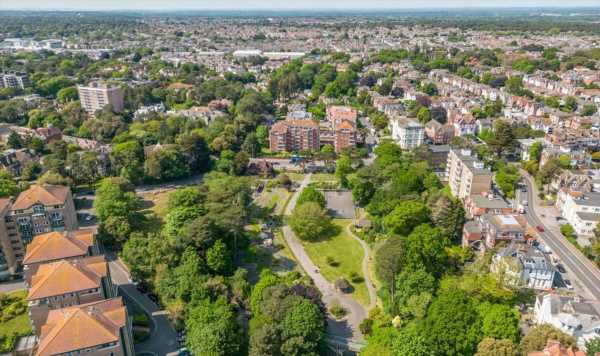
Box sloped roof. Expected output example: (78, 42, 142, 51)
(12, 184, 70, 210)
(24, 230, 95, 265)
(27, 256, 107, 301)
(37, 298, 125, 356)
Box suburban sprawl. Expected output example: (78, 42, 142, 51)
(2, 7, 600, 356)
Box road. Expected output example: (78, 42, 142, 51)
(282, 174, 368, 342)
(106, 253, 179, 356)
(522, 173, 600, 300)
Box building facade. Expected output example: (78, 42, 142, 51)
(446, 148, 492, 200)
(0, 199, 22, 280)
(390, 116, 424, 150)
(269, 119, 320, 152)
(556, 189, 600, 237)
(0, 73, 30, 90)
(77, 82, 124, 114)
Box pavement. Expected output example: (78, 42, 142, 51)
(522, 172, 600, 300)
(282, 173, 369, 342)
(0, 279, 26, 293)
(106, 252, 179, 356)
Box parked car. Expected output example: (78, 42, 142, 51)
(536, 225, 545, 233)
(564, 279, 574, 290)
(556, 264, 566, 274)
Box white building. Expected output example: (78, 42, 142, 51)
(446, 149, 492, 200)
(556, 189, 600, 237)
(389, 116, 424, 150)
(534, 293, 600, 350)
(77, 82, 124, 115)
(0, 73, 29, 90)
(491, 242, 556, 290)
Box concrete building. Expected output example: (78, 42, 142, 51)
(0, 198, 23, 280)
(534, 294, 600, 351)
(424, 119, 454, 145)
(0, 185, 77, 280)
(27, 255, 115, 333)
(390, 116, 424, 150)
(481, 213, 527, 248)
(269, 119, 320, 152)
(446, 148, 492, 200)
(35, 297, 134, 356)
(0, 72, 30, 90)
(77, 82, 124, 115)
(556, 189, 600, 237)
(23, 229, 98, 283)
(491, 242, 556, 290)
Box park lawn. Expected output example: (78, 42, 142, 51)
(301, 219, 369, 306)
(311, 173, 338, 183)
(256, 188, 291, 216)
(139, 190, 171, 219)
(0, 290, 32, 340)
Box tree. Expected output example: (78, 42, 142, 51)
(427, 192, 465, 242)
(110, 141, 144, 184)
(7, 132, 22, 149)
(375, 235, 404, 308)
(582, 104, 598, 116)
(279, 299, 325, 353)
(144, 146, 190, 182)
(297, 186, 326, 208)
(416, 107, 431, 124)
(56, 87, 78, 103)
(475, 338, 518, 356)
(529, 142, 543, 162)
(394, 268, 436, 317)
(479, 303, 520, 342)
(206, 239, 232, 275)
(420, 289, 482, 356)
(383, 200, 430, 236)
(242, 132, 261, 157)
(393, 323, 436, 356)
(562, 96, 578, 113)
(289, 202, 332, 241)
(404, 224, 450, 277)
(335, 155, 353, 188)
(94, 177, 140, 245)
(520, 324, 575, 354)
(585, 337, 600, 356)
(489, 120, 516, 157)
(186, 297, 244, 356)
(121, 232, 174, 282)
(0, 170, 18, 198)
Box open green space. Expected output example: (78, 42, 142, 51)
(301, 219, 369, 306)
(139, 190, 172, 219)
(255, 187, 291, 216)
(0, 290, 32, 353)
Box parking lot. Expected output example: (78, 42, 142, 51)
(325, 191, 356, 219)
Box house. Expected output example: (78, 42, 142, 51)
(35, 127, 62, 143)
(247, 160, 275, 177)
(491, 241, 556, 290)
(390, 116, 424, 150)
(0, 148, 37, 177)
(23, 229, 98, 283)
(481, 214, 527, 248)
(462, 221, 483, 249)
(528, 339, 586, 356)
(424, 120, 454, 145)
(464, 193, 512, 219)
(27, 255, 115, 333)
(518, 138, 548, 161)
(35, 297, 135, 356)
(534, 293, 600, 350)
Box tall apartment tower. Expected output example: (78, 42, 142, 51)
(446, 148, 492, 200)
(77, 82, 124, 115)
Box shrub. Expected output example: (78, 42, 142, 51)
(329, 300, 346, 319)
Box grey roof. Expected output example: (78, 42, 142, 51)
(429, 144, 451, 153)
(576, 212, 600, 222)
(464, 220, 481, 234)
(471, 195, 509, 209)
(571, 192, 600, 207)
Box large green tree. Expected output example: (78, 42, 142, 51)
(289, 202, 332, 241)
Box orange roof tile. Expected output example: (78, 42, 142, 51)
(24, 230, 95, 265)
(27, 256, 107, 301)
(37, 298, 125, 356)
(12, 184, 70, 211)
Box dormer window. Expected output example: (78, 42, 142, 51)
(33, 205, 45, 214)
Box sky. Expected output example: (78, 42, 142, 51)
(1, 0, 600, 11)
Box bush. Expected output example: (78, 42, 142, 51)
(133, 329, 150, 343)
(326, 256, 339, 267)
(132, 312, 151, 327)
(350, 271, 364, 283)
(329, 300, 346, 319)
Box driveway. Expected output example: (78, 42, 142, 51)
(107, 253, 179, 356)
(282, 174, 367, 342)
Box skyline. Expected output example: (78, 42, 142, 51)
(2, 0, 600, 11)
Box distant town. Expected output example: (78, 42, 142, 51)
(1, 7, 600, 356)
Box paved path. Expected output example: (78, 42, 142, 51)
(522, 172, 600, 300)
(345, 223, 377, 310)
(0, 280, 26, 293)
(107, 253, 179, 356)
(282, 174, 367, 341)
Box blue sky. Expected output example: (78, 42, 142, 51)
(2, 0, 600, 10)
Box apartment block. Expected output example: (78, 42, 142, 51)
(556, 189, 600, 236)
(0, 72, 30, 90)
(0, 185, 77, 280)
(390, 116, 424, 150)
(27, 255, 115, 333)
(425, 119, 454, 145)
(77, 82, 124, 115)
(326, 105, 358, 153)
(269, 119, 320, 152)
(23, 229, 98, 283)
(446, 148, 492, 200)
(36, 297, 135, 356)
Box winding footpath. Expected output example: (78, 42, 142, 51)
(282, 174, 373, 343)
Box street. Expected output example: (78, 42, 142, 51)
(522, 173, 600, 300)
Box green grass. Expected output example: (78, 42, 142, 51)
(311, 173, 338, 183)
(139, 190, 171, 219)
(256, 188, 291, 215)
(0, 290, 32, 353)
(301, 219, 369, 306)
